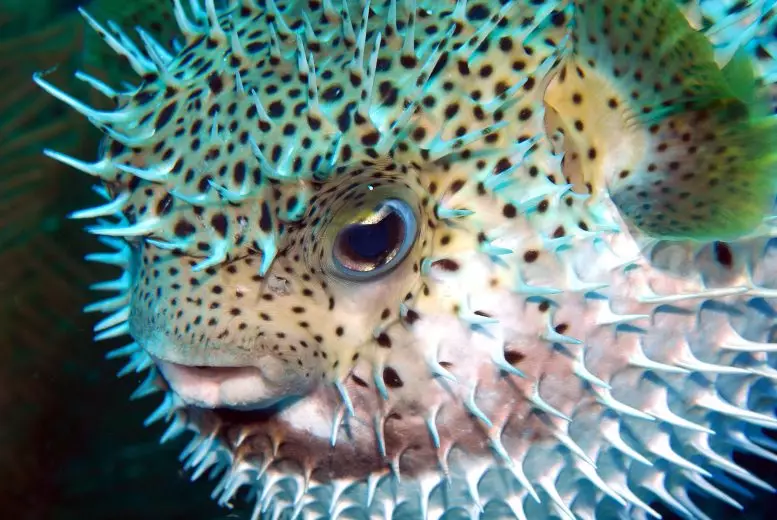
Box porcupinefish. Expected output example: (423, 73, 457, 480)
(34, 0, 777, 518)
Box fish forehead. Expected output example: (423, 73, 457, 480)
(35, 0, 777, 519)
(96, 0, 567, 262)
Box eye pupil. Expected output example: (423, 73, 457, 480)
(340, 211, 402, 262)
(332, 199, 417, 279)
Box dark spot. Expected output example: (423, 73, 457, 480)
(713, 242, 734, 269)
(382, 367, 403, 388)
(504, 350, 525, 365)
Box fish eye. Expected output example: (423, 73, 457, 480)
(331, 199, 418, 280)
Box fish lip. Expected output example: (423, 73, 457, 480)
(150, 356, 292, 410)
(147, 348, 313, 411)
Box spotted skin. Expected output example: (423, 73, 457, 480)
(35, 0, 777, 519)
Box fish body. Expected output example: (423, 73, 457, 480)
(34, 0, 777, 519)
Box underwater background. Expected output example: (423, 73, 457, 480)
(1, 0, 777, 519)
(0, 1, 225, 518)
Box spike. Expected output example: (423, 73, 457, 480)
(492, 350, 527, 378)
(610, 480, 661, 519)
(186, 430, 217, 469)
(146, 237, 194, 251)
(208, 179, 253, 203)
(116, 353, 154, 377)
(435, 205, 474, 220)
(552, 429, 595, 467)
(504, 453, 540, 502)
(675, 354, 751, 375)
(696, 392, 777, 428)
(34, 72, 136, 124)
(372, 363, 389, 400)
(648, 396, 714, 434)
(593, 302, 649, 326)
(522, 0, 566, 46)
(99, 123, 157, 147)
(600, 420, 652, 466)
(136, 30, 179, 85)
(75, 70, 120, 99)
(684, 472, 744, 512)
(373, 414, 387, 458)
(638, 286, 749, 304)
(401, 0, 416, 57)
(205, 0, 227, 41)
(358, 31, 381, 116)
(458, 0, 517, 63)
(91, 184, 113, 201)
(352, 0, 372, 71)
(87, 217, 162, 237)
(78, 8, 156, 76)
(295, 34, 311, 76)
(539, 478, 575, 520)
(191, 240, 230, 272)
(594, 387, 655, 421)
(457, 304, 500, 327)
(144, 392, 182, 427)
(541, 321, 583, 345)
(84, 250, 130, 267)
(721, 335, 777, 352)
(170, 188, 218, 206)
(572, 349, 610, 389)
(697, 440, 775, 492)
(575, 461, 628, 506)
(528, 381, 570, 421)
(256, 235, 278, 277)
(513, 269, 563, 296)
(647, 434, 711, 476)
(69, 192, 130, 220)
(376, 25, 456, 154)
(479, 240, 514, 258)
(94, 321, 130, 341)
(93, 306, 130, 332)
(131, 369, 161, 399)
(334, 379, 355, 417)
(330, 405, 345, 446)
(267, 23, 282, 61)
(729, 431, 777, 464)
(249, 136, 288, 180)
(338, 0, 356, 44)
(452, 0, 467, 22)
(305, 50, 321, 109)
(230, 30, 248, 61)
(464, 385, 493, 428)
(106, 342, 140, 360)
(190, 452, 220, 482)
(84, 293, 130, 313)
(628, 341, 690, 374)
(427, 121, 510, 161)
(425, 409, 441, 449)
(427, 358, 457, 382)
(136, 27, 174, 65)
(641, 473, 694, 518)
(173, 0, 203, 37)
(301, 11, 320, 47)
(267, 0, 292, 35)
(160, 413, 187, 443)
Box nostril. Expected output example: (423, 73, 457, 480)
(152, 357, 313, 411)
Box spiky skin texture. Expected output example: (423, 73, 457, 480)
(35, 0, 777, 519)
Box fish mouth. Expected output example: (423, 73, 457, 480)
(150, 355, 308, 411)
